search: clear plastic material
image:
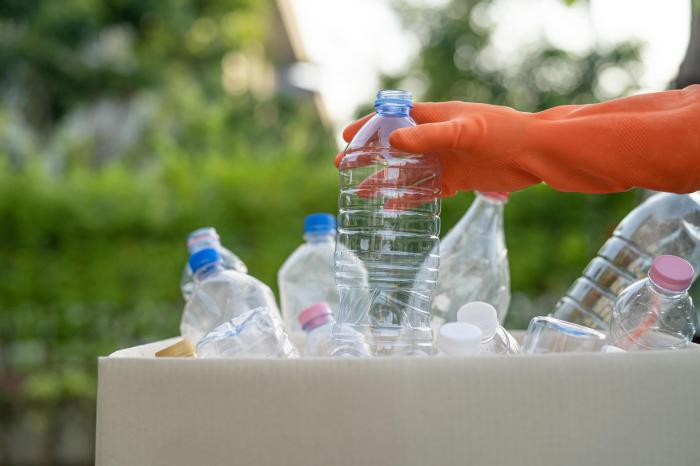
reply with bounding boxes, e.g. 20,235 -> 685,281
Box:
552,192 -> 700,329
522,316 -> 607,354
181,227 -> 247,300
180,249 -> 281,344
298,302 -> 336,357
278,216 -> 340,333
610,257 -> 696,351
456,302 -> 519,355
431,192 -> 510,328
335,90 -> 441,356
196,307 -> 298,358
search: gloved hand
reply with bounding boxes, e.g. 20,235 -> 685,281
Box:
336,86 -> 700,195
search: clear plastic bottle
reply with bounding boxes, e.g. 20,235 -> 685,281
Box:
335,89 -> 441,356
431,192 -> 510,329
180,247 -> 281,344
436,322 -> 482,356
181,227 -> 247,300
457,302 -> 519,355
552,192 -> 700,330
610,255 -> 696,351
297,302 -> 335,357
196,307 -> 298,358
522,316 -> 607,354
278,214 -> 339,333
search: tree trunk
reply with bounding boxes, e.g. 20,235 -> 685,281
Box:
675,1 -> 700,88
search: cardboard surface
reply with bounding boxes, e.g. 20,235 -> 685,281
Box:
96,339 -> 700,466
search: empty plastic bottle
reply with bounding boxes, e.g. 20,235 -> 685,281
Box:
181,247 -> 281,344
431,192 -> 510,329
436,322 -> 482,356
522,316 -> 607,354
297,302 -> 335,357
196,307 -> 298,358
552,192 -> 700,330
457,302 -> 519,355
278,214 -> 340,333
181,227 -> 247,300
610,255 -> 696,351
335,89 -> 441,356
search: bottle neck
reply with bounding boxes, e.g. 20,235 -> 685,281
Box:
304,231 -> 336,244
647,278 -> 688,299
193,263 -> 224,281
375,104 -> 411,116
303,314 -> 335,333
460,194 -> 505,235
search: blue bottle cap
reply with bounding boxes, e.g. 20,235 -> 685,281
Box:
188,247 -> 221,273
304,213 -> 336,234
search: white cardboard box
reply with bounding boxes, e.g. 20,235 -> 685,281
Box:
96,338 -> 700,466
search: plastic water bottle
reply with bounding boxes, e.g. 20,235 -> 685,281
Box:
436,323 -> 482,356
522,316 -> 607,354
196,307 -> 298,358
335,89 -> 441,356
457,302 -> 519,355
610,255 -> 696,351
278,214 -> 340,333
552,192 -> 700,330
181,227 -> 247,300
297,302 -> 335,357
180,248 -> 281,344
431,192 -> 510,329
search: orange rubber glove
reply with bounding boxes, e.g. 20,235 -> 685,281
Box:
336,85 -> 700,195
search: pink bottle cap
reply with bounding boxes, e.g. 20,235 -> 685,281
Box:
479,192 -> 509,201
297,302 -> 333,330
649,255 -> 694,292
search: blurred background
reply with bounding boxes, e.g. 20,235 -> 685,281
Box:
0,0 -> 698,463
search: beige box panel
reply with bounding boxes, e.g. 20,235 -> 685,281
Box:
96,343 -> 700,466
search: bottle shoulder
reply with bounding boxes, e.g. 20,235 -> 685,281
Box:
279,241 -> 335,278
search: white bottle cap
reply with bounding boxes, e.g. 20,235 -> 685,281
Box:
457,301 -> 499,339
437,323 -> 482,356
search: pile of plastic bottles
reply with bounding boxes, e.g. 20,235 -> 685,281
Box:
163,90 -> 700,360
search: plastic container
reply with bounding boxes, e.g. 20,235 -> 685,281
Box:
335,89 -> 441,356
196,307 -> 298,358
297,302 -> 336,357
609,255 -> 696,351
278,214 -> 340,333
521,316 -> 607,354
457,302 -> 519,355
436,323 -> 482,356
180,248 -> 281,344
552,192 -> 700,330
431,192 -> 510,328
181,227 -> 247,300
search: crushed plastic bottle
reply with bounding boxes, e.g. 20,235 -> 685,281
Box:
431,192 -> 510,328
180,247 -> 281,344
297,302 -> 335,357
552,192 -> 700,330
335,89 -> 441,356
436,322 -> 482,356
521,316 -> 607,354
196,307 -> 298,358
457,302 -> 519,355
610,255 -> 696,351
181,227 -> 247,300
278,214 -> 340,333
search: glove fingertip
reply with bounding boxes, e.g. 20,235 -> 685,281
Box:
388,127 -> 421,152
